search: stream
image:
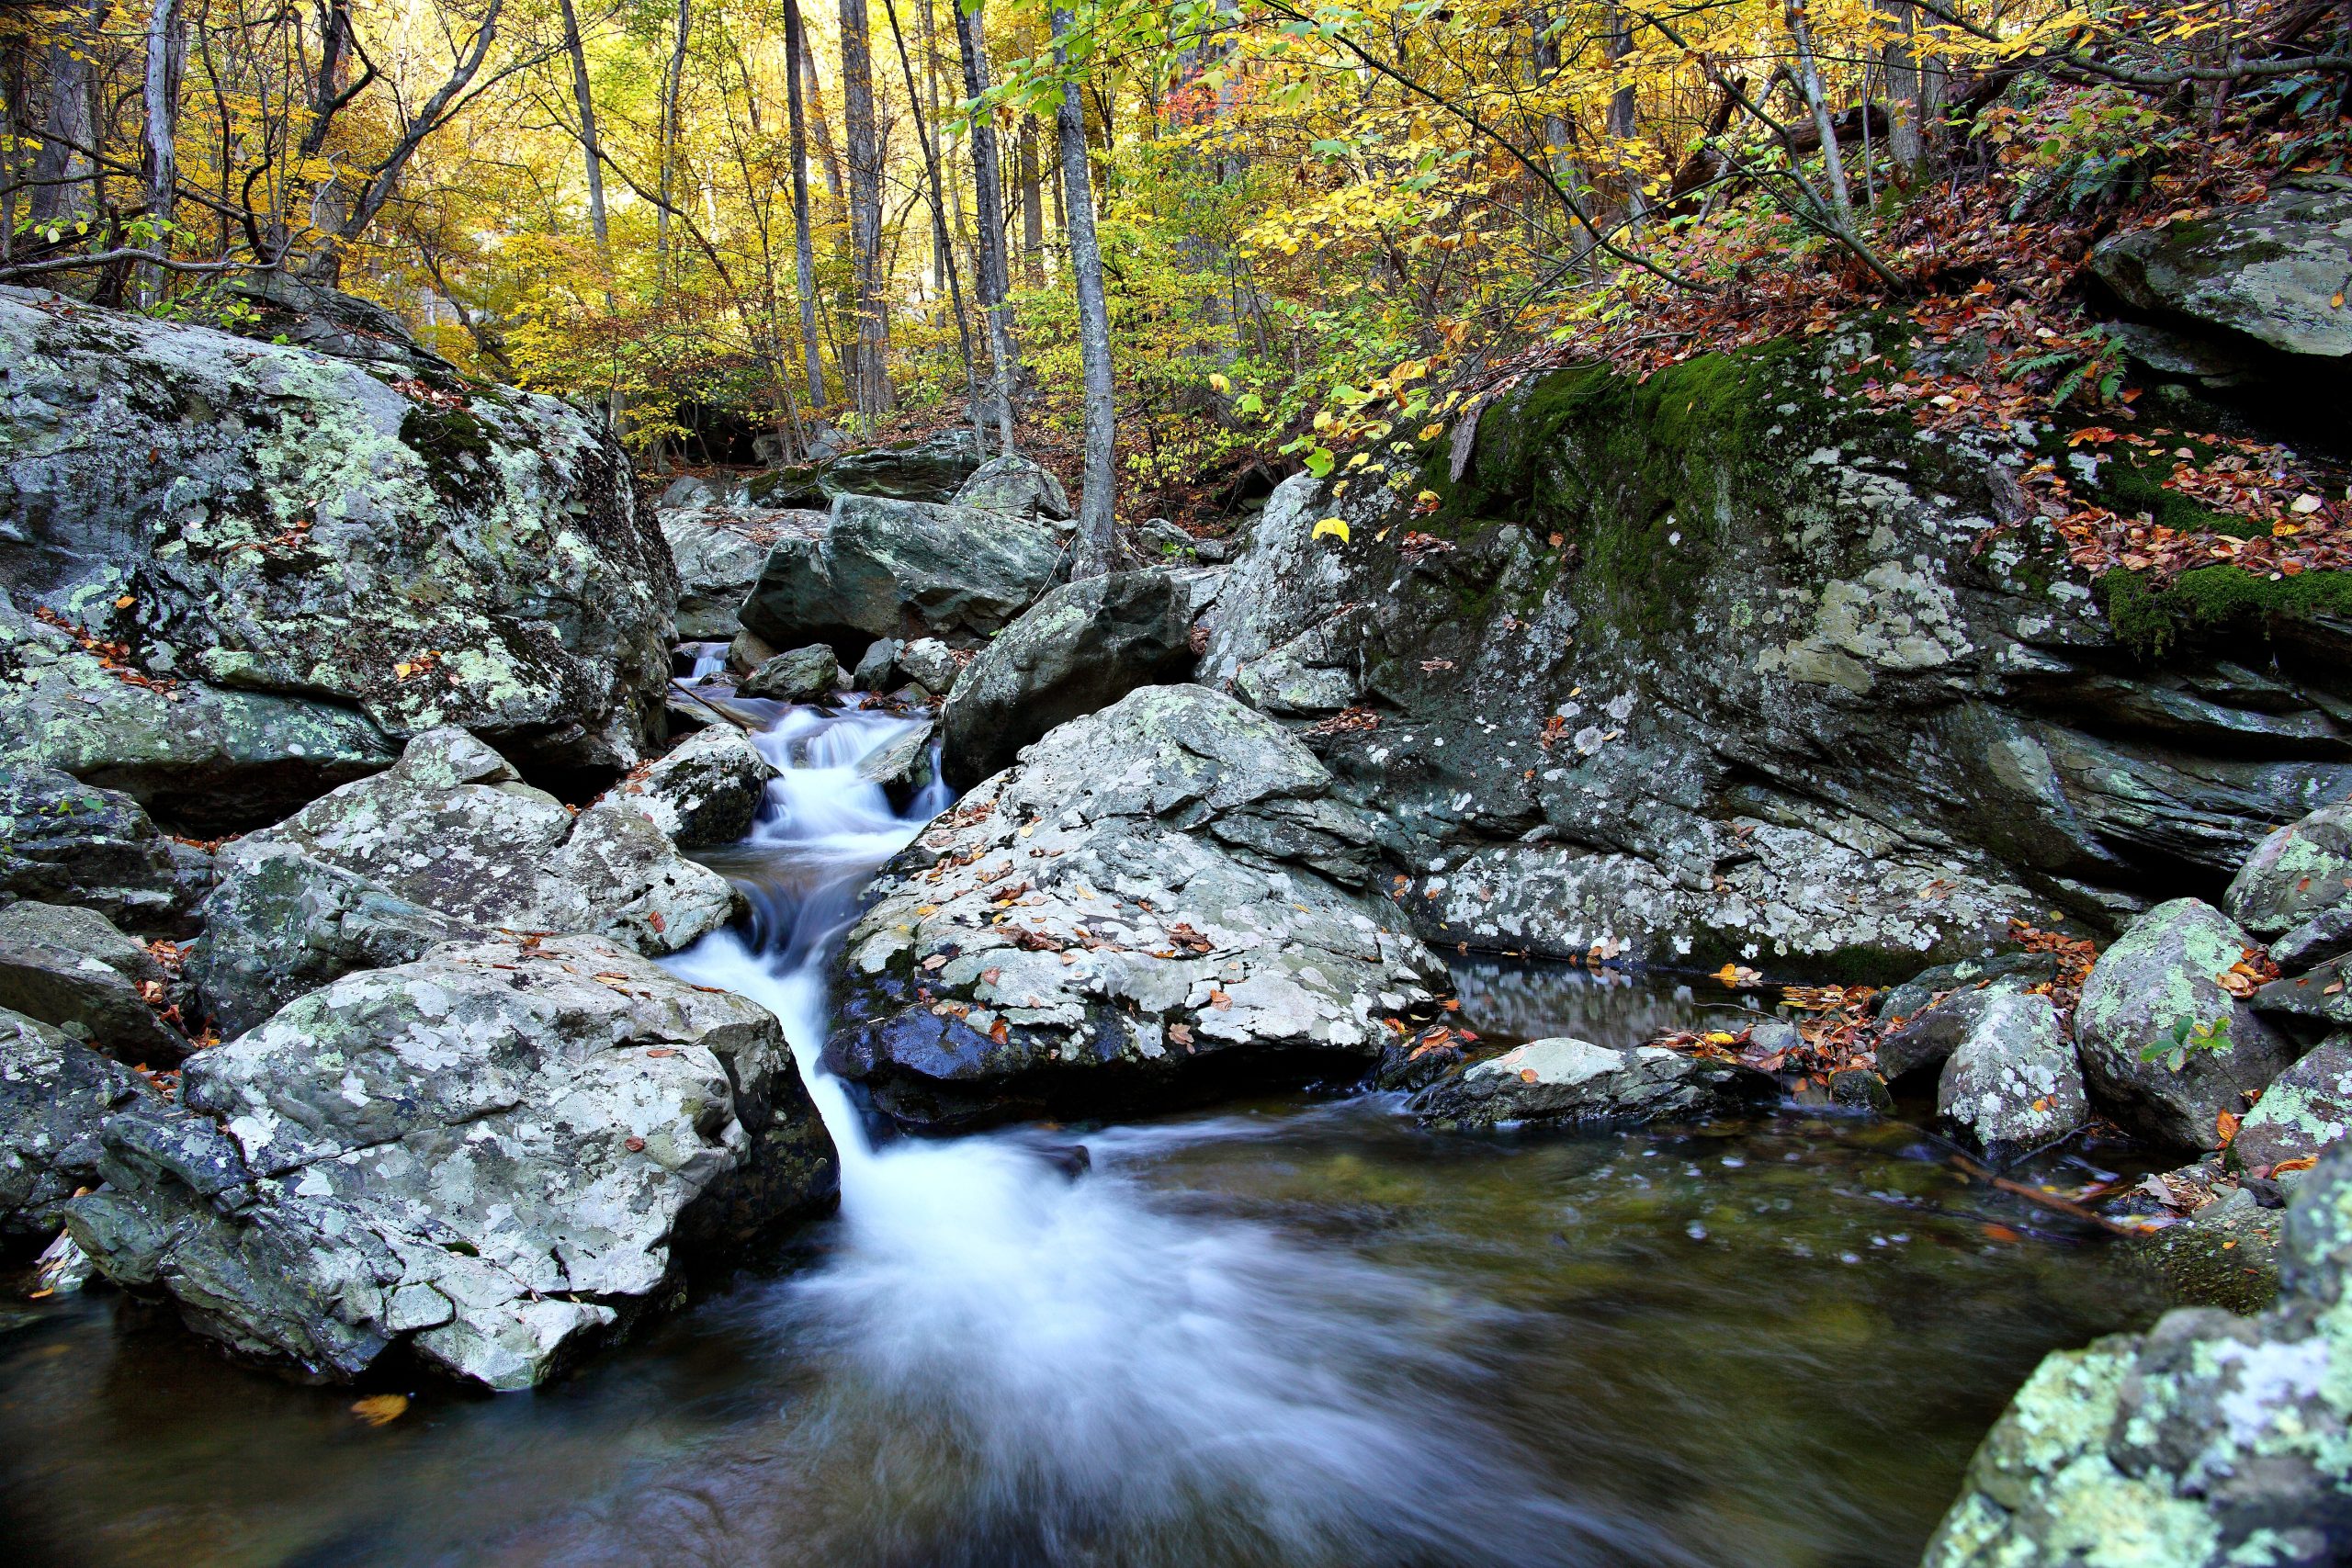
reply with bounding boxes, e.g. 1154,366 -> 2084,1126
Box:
0,702 -> 2165,1568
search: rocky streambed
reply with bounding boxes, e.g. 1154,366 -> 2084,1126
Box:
5,225 -> 2352,1568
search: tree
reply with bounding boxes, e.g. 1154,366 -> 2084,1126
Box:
1051,3 -> 1114,578
783,0 -> 827,410
954,0 -> 1018,450
839,0 -> 895,419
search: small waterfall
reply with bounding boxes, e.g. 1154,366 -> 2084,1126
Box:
661,703 -> 1676,1568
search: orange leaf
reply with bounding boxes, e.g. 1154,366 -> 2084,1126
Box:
351,1393 -> 409,1427
2216,1110 -> 2240,1146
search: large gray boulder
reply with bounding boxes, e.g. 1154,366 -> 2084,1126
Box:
1,1007 -> 158,1235
222,726 -> 739,957
2091,176 -> 2352,365
939,569 -> 1215,787
739,494 -> 1064,654
2235,1036 -> 2352,1173
816,428 -> 983,502
1932,991 -> 2087,1163
2075,899 -> 2300,1153
66,935 -> 838,1389
0,900 -> 187,1062
951,454 -> 1071,522
2226,801 -> 2352,939
606,724 -> 773,848
1408,1036 -> 1776,1130
740,643 -> 845,704
183,848 -> 476,1038
0,288 -> 676,822
1923,1140 -> 2352,1568
1193,333 -> 2352,978
1878,969 -> 2055,1081
0,763 -> 191,931
827,685 -> 1445,1130
660,507 -> 826,641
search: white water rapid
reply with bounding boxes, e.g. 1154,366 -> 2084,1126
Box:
659,701 -> 1686,1568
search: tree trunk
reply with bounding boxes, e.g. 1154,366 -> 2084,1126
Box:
839,0 -> 894,418
28,0 -> 105,231
882,0 -> 982,447
782,0 -> 827,411
1604,4 -> 1645,222
1785,0 -> 1856,228
1017,113 -> 1045,284
1052,6 -> 1115,578
560,0 -> 609,253
954,0 -> 1019,449
658,0 -> 691,294
141,0 -> 187,302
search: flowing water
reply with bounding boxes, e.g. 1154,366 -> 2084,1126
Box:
0,703 -> 2165,1568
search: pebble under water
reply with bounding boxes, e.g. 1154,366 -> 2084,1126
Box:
0,702 -> 2164,1568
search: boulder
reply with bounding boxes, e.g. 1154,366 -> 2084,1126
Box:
951,454 -> 1071,521
898,637 -> 963,697
0,900 -> 187,1063
2090,177 -> 2352,365
65,935 -> 838,1388
939,569 -> 1212,787
727,627 -> 777,674
852,638 -> 900,691
209,274 -> 457,376
1922,1140 -> 2352,1568
2226,801 -> 2352,938
1876,952 -> 2060,1026
826,685 -> 1445,1130
2273,906 -> 2352,972
0,762 -> 189,931
856,723 -> 937,794
2075,899 -> 2300,1153
1,1007 -> 158,1235
183,848 -> 475,1038
2253,953 -> 2352,1030
740,644 -> 845,704
738,494 -> 1064,654
818,428 -> 983,502
2236,1036 -> 2352,1174
1932,992 -> 2088,1163
0,288 -> 677,812
606,725 -> 773,847
1878,971 -> 2055,1081
227,727 -> 739,957
660,507 -> 827,641
1193,333 -> 2352,976
1408,1036 -> 1778,1130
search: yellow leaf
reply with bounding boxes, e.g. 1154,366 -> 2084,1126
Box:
1418,424 -> 1444,441
114,594 -> 134,609
351,1393 -> 409,1427
1311,518 -> 1351,544
1208,372 -> 1231,395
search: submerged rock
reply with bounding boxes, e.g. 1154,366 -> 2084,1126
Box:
0,901 -> 186,1063
827,685 -> 1444,1130
1923,1140 -> 2352,1568
1408,1037 -> 1777,1130
0,288 -> 676,811
0,1007 -> 158,1235
2074,899 -> 2297,1153
939,568 -> 1215,787
739,495 -> 1063,654
65,936 -> 838,1389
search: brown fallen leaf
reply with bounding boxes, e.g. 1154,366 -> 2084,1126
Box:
646,1048 -> 676,1058
1208,989 -> 1233,1010
980,967 -> 1001,985
351,1393 -> 409,1427
1168,1023 -> 1193,1045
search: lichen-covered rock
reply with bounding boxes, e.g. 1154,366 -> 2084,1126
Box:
1922,1139 -> 2352,1568
0,288 -> 675,811
2072,899 -> 2298,1152
0,1007 -> 157,1235
1195,335 -> 2352,977
898,637 -> 963,697
230,727 -> 739,957
1408,1036 -> 1777,1130
660,507 -> 825,641
2253,953 -> 2352,1031
64,935 -> 837,1389
1933,992 -> 2087,1163
2236,1036 -> 2352,1173
939,568 -> 1214,787
951,454 -> 1071,521
856,722 -> 937,794
1878,952 -> 2061,1026
183,847 -> 476,1037
0,763 -> 191,931
1879,970 -> 2055,1081
606,725 -> 773,847
739,495 -> 1064,654
827,685 -> 1445,1130
0,900 -> 187,1063
740,644 -> 844,704
2226,801 -> 2352,938
2090,176 -> 2352,365
2273,905 -> 2352,972
816,428 -> 983,502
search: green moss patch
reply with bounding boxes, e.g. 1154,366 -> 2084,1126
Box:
2098,564 -> 2352,659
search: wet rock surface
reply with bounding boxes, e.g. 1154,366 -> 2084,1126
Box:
1196,336 -> 2352,977
0,1007 -> 158,1235
939,568 -> 1217,787
827,685 -> 1445,1130
1408,1036 -> 1777,1130
0,289 -> 676,815
64,935 -> 838,1389
1924,1141 -> 2352,1568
